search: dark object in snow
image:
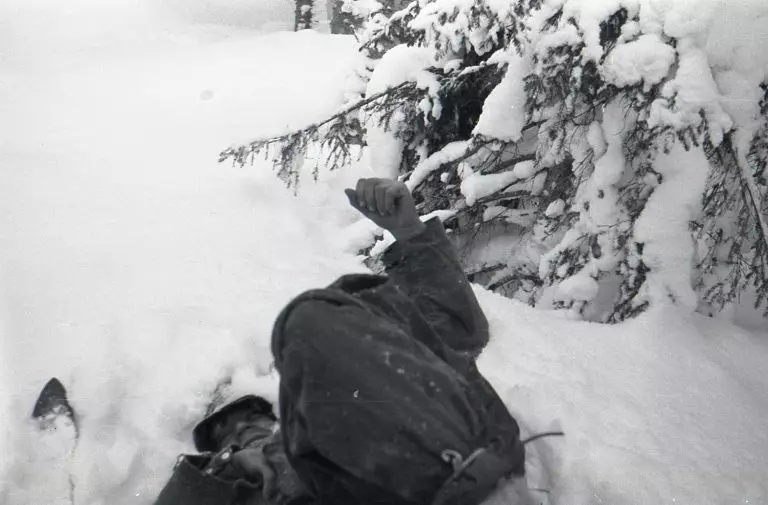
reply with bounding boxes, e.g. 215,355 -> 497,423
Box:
33,377 -> 78,434
154,179 -> 526,505
31,377 -> 79,505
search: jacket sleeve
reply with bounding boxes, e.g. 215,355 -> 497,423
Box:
381,217 -> 490,358
152,455 -> 264,505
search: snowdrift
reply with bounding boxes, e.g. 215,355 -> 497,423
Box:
1,2 -> 767,504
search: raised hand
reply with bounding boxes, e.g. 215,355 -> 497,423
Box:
344,178 -> 426,241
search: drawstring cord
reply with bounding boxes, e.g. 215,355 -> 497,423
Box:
521,431 -> 565,445
441,447 -> 487,482
439,430 -> 564,490
441,431 -> 564,482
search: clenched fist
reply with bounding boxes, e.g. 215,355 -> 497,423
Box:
345,178 -> 426,241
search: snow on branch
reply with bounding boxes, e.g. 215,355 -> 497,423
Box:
696,129 -> 768,316
219,81 -> 415,181
222,0 -> 768,323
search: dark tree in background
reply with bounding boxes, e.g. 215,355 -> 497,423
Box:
230,0 -> 768,323
294,0 -> 314,31
329,1 -> 412,35
330,0 -> 356,35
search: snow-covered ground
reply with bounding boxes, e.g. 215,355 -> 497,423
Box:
1,1 -> 767,504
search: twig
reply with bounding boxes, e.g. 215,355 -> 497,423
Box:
221,82 -> 414,159
489,153 -> 537,173
476,189 -> 533,206
487,274 -> 515,291
466,263 -> 506,281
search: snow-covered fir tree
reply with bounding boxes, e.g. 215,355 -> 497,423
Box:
223,0 -> 768,323
295,0 -> 315,31
330,1 -> 357,34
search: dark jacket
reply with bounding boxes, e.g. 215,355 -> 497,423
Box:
154,218 -> 524,505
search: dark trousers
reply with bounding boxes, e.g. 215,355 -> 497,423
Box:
271,286 -> 489,505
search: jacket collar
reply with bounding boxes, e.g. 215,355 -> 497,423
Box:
327,273 -> 388,294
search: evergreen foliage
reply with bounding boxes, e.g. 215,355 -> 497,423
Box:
227,0 -> 768,322
295,0 -> 315,31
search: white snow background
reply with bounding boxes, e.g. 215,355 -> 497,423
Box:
1,1 -> 767,504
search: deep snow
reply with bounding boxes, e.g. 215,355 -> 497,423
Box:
1,1 -> 767,504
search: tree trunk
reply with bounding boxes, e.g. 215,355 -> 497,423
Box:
294,0 -> 314,31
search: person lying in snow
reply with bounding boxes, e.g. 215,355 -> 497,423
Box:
154,178 -> 528,505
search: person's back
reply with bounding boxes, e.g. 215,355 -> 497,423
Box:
154,178 -> 525,505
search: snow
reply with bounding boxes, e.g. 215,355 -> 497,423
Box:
421,209 -> 459,223
550,0 -> 768,149
536,23 -> 582,52
545,199 -> 566,218
458,158 -> 536,209
0,323 -> 14,497
591,101 -> 627,193
366,44 -> 437,96
477,293 -> 768,505
161,0 -> 296,31
362,120 -> 406,180
461,171 -> 520,206
601,33 -> 676,90
340,0 -> 383,18
638,0 -> 718,40
540,99 -> 629,317
531,171 -> 548,195
634,144 -> 710,312
339,217 -> 385,254
618,20 -> 641,42
368,209 -> 459,258
406,140 -> 470,190
650,40 -> 733,145
511,159 -> 536,179
2,1 -> 768,505
586,121 -> 607,158
409,0 -> 503,57
9,414 -> 77,505
562,0 -> 631,60
365,44 -> 439,180
473,52 -> 529,142
483,206 -> 508,222
554,271 -> 600,302
704,0 -> 768,80
705,1 -> 768,158
1,3 -> 361,503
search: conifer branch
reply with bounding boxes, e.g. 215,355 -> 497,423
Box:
219,81 -> 414,166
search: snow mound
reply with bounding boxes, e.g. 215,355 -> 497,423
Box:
2,3 -> 768,505
601,33 -> 675,89
1,17 -> 360,504
462,171 -> 519,206
476,288 -> 768,504
473,52 -> 528,142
